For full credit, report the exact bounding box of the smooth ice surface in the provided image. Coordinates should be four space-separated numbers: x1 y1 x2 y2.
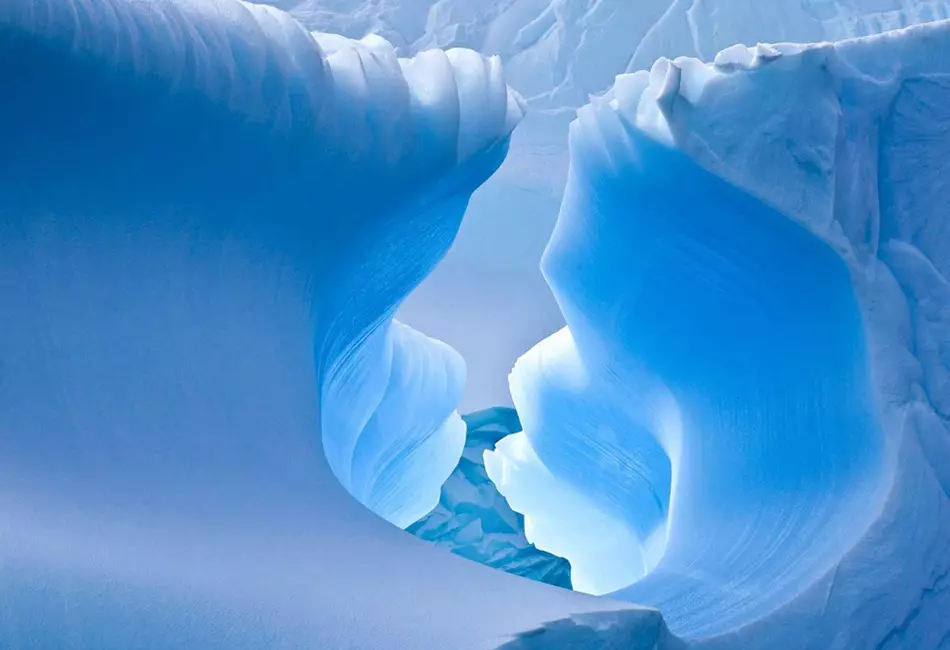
0 1 682 648
407 407 572 589
492 21 950 646
486 328 672 596
332 322 466 528
274 0 950 411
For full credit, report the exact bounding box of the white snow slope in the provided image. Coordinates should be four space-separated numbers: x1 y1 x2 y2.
491 20 950 649
275 0 950 411
0 1 684 648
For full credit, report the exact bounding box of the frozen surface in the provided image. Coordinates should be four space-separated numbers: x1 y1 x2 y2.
487 328 673 596
0 1 682 648
329 321 466 528
275 0 950 410
408 407 572 589
491 21 950 647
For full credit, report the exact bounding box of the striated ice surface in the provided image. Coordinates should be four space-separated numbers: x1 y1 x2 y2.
0 1 681 647
490 20 950 647
407 407 573 589
332 321 466 528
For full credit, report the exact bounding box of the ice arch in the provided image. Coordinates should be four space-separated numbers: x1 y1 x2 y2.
0 1 686 648
0 0 521 531
491 25 950 646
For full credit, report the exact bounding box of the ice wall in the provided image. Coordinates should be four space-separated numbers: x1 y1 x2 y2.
490 21 950 647
275 0 950 411
0 0 516 534
0 1 683 647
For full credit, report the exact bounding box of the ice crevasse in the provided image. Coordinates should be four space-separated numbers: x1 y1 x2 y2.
0 1 685 648
488 20 950 648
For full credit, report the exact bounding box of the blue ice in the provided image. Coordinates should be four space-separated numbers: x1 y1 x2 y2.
0 1 679 648
497 123 884 636
407 407 573 589
491 24 950 647
4 0 950 647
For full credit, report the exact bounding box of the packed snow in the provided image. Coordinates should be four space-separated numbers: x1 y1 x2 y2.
490 19 950 647
0 1 681 648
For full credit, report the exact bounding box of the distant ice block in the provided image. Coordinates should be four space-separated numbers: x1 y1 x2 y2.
408 407 573 589
492 20 950 647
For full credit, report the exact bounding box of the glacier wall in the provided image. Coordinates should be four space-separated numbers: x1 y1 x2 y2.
0 1 686 648
275 0 950 412
490 21 950 647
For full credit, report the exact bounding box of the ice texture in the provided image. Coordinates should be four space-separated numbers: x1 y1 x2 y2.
274 0 950 412
407 407 572 589
0 1 681 647
490 20 950 647
332 321 466 528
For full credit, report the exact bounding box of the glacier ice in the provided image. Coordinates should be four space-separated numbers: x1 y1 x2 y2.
279 0 950 411
407 406 573 589
5 0 950 647
332 321 466 528
490 19 950 647
485 327 673 596
0 1 682 648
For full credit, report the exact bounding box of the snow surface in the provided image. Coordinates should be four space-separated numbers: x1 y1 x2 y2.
407 407 573 589
0 1 684 648
490 19 950 647
276 0 950 411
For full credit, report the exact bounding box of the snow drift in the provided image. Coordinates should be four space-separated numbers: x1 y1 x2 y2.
0 1 683 648
489 20 950 647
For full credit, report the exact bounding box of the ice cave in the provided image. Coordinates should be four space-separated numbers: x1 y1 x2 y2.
1 0 949 648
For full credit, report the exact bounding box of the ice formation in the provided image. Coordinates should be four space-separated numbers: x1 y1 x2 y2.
490 20 950 647
0 1 683 647
407 407 572 589
278 0 950 411
5 0 950 647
